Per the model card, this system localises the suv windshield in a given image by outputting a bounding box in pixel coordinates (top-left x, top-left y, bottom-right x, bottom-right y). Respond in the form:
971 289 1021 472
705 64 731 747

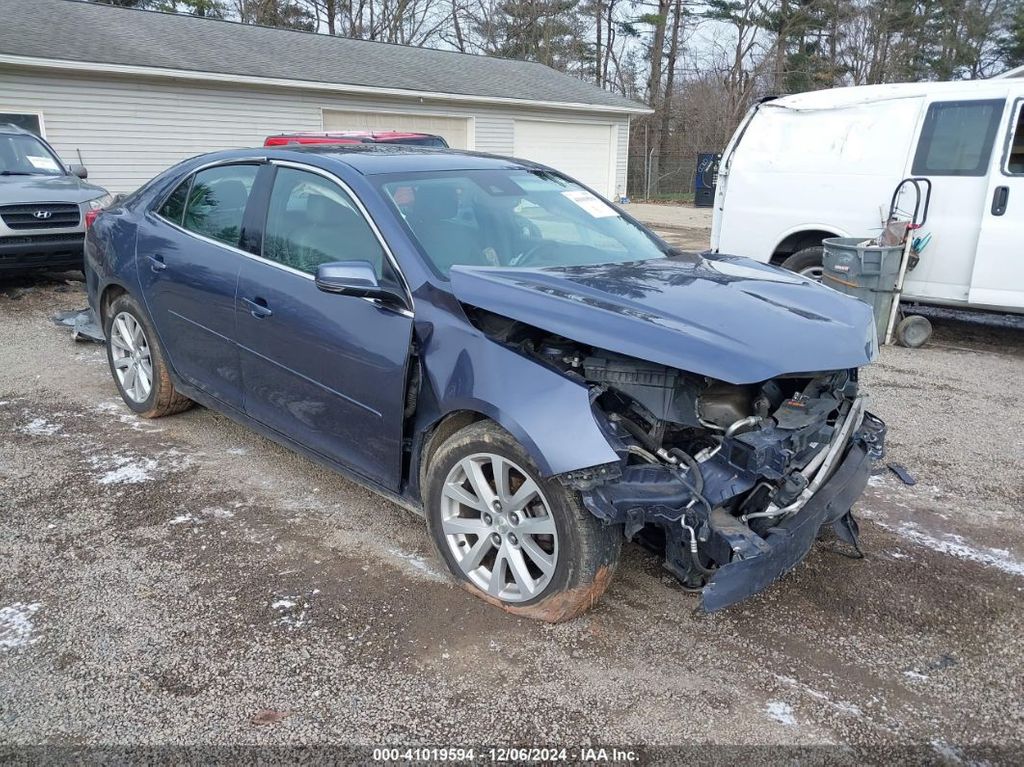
0 133 64 176
378 169 666 276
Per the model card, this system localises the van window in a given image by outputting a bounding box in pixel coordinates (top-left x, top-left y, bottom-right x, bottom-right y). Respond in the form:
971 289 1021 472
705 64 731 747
1007 103 1024 175
912 100 1004 177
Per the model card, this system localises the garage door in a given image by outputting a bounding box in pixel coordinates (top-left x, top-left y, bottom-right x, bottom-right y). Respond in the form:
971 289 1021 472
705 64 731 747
322 109 470 149
514 120 615 198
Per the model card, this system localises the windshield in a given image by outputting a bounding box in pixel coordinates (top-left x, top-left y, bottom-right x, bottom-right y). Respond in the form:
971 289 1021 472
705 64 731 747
377 169 666 276
0 134 65 176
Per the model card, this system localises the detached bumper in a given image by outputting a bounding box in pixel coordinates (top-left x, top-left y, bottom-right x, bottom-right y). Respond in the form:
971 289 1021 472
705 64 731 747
580 410 885 612
700 439 872 612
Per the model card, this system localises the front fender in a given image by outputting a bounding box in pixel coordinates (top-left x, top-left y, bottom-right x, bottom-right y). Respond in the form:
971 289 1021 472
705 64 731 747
418 312 619 478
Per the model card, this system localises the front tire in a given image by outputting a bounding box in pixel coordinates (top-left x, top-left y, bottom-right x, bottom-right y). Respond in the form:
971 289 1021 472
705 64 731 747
105 293 192 418
424 421 621 622
781 246 824 280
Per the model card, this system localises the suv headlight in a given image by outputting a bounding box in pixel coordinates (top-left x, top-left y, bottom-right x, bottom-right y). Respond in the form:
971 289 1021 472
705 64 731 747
86 193 115 211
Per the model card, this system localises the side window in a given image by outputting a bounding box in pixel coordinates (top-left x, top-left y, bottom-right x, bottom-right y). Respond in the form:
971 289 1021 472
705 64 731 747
263 167 386 276
912 99 1004 177
158 177 191 226
182 164 259 247
1006 102 1024 175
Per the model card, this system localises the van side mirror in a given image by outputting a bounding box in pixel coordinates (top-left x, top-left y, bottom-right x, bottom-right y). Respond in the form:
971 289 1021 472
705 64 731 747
69 164 88 179
315 261 407 309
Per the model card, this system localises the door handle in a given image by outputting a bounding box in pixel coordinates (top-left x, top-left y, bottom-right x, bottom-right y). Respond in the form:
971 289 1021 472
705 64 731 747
992 186 1009 216
148 254 166 273
242 296 273 319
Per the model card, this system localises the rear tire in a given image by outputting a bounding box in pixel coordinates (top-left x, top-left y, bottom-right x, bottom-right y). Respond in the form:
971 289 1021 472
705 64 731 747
424 421 621 622
104 293 192 418
781 246 825 280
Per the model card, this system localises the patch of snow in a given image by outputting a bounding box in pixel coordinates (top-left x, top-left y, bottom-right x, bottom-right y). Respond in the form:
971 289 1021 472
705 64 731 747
930 740 964 764
774 674 863 718
271 596 310 629
201 506 234 519
903 670 929 681
97 458 158 485
867 474 887 487
0 602 43 649
19 418 61 436
883 522 1024 578
168 514 196 525
93 401 160 432
766 701 796 726
386 548 447 582
226 447 249 456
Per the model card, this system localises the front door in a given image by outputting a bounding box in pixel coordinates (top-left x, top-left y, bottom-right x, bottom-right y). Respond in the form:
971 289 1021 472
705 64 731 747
137 163 261 408
235 164 413 489
969 97 1024 310
901 98 1006 306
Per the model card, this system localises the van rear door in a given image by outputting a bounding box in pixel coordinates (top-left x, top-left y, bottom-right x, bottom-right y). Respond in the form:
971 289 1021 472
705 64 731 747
968 97 1024 310
902 98 1005 306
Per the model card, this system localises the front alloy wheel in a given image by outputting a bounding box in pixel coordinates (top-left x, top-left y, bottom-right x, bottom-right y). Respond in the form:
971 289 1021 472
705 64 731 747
425 421 621 622
441 453 558 602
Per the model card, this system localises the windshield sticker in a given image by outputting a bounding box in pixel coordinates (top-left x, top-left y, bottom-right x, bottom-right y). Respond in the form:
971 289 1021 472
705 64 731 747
561 190 618 218
26 155 60 172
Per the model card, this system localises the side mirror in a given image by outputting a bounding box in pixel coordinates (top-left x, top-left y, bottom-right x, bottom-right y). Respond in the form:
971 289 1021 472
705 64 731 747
315 261 407 308
69 164 88 179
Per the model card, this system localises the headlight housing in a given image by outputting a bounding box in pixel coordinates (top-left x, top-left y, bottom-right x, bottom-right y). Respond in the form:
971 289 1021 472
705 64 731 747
86 193 115 211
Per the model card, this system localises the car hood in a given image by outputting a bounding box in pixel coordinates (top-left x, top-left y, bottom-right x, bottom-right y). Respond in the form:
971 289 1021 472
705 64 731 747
0 174 108 205
449 254 878 385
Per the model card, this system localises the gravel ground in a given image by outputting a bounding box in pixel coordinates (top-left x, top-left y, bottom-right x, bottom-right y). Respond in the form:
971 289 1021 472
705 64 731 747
1 273 1023 758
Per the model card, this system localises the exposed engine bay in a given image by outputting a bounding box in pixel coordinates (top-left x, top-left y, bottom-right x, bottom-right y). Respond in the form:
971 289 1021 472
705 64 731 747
467 306 886 611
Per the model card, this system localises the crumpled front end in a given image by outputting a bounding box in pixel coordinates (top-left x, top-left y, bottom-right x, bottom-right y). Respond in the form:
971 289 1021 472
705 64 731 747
571 362 886 611
460 305 886 612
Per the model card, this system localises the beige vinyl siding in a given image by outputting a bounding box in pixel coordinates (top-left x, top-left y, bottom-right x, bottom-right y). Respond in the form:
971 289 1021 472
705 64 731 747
0 66 632 196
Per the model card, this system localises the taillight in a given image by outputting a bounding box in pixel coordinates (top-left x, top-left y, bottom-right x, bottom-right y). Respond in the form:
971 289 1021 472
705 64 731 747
85 210 100 229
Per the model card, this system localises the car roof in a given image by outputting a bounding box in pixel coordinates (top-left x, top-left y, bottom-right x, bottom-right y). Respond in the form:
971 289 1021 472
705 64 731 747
213 144 543 175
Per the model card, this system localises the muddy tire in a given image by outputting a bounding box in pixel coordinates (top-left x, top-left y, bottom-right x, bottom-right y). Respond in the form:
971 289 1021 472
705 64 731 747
781 246 825 280
104 292 192 418
424 420 621 622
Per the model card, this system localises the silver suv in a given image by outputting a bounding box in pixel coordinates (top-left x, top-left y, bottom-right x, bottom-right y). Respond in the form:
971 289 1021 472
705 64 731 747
0 124 112 273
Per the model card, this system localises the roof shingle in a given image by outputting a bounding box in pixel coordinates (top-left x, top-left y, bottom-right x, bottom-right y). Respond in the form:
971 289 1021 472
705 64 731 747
0 0 645 112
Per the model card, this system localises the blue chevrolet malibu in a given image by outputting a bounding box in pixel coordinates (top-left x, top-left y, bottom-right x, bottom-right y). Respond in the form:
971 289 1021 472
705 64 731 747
85 146 885 620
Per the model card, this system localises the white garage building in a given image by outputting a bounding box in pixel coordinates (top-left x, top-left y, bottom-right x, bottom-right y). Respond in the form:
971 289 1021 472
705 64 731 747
0 0 647 197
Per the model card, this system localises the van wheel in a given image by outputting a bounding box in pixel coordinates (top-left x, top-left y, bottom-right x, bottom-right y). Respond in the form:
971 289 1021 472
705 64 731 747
105 293 192 418
424 421 621 622
781 246 824 281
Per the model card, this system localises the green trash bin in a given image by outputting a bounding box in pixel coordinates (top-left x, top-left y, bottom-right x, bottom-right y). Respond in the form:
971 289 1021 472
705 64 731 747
821 237 903 343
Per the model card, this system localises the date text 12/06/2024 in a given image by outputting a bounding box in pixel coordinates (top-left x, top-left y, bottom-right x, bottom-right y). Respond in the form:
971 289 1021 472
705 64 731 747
371 747 639 762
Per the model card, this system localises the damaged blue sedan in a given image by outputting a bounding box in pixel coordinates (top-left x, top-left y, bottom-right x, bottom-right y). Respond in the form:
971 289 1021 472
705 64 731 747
85 145 885 621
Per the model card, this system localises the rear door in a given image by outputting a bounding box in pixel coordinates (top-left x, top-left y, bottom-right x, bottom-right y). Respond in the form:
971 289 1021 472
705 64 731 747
902 99 1005 305
137 162 261 408
968 97 1024 310
235 162 413 489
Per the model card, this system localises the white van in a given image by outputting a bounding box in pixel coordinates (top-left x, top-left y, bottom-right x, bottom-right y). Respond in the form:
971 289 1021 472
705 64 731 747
711 79 1024 313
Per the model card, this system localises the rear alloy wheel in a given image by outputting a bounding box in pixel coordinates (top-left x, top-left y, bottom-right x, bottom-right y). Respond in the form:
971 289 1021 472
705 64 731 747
104 293 192 418
425 421 621 622
781 246 825 281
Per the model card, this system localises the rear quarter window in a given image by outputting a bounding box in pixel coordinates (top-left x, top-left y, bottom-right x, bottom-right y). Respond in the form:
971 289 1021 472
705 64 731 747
912 99 1004 177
